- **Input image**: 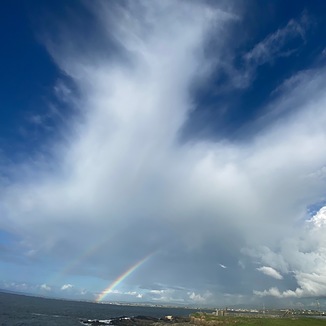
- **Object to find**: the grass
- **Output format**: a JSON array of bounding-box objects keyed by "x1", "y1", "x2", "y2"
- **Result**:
[
  {"x1": 190, "y1": 313, "x2": 326, "y2": 326},
  {"x1": 229, "y1": 317, "x2": 325, "y2": 325}
]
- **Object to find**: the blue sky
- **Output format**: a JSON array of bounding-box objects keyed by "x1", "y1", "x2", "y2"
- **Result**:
[{"x1": 1, "y1": 0, "x2": 326, "y2": 308}]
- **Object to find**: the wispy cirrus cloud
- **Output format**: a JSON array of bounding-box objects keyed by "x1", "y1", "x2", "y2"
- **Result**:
[{"x1": 244, "y1": 13, "x2": 309, "y2": 67}]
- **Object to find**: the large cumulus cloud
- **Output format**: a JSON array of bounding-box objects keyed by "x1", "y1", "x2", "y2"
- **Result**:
[{"x1": 1, "y1": 0, "x2": 326, "y2": 305}]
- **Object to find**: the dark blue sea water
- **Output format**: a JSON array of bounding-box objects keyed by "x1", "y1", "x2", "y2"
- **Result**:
[{"x1": 0, "y1": 292, "x2": 207, "y2": 326}]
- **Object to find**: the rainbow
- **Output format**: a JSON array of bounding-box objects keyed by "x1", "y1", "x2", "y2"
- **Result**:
[
  {"x1": 96, "y1": 253, "x2": 153, "y2": 302},
  {"x1": 62, "y1": 240, "x2": 107, "y2": 275},
  {"x1": 48, "y1": 238, "x2": 112, "y2": 286}
]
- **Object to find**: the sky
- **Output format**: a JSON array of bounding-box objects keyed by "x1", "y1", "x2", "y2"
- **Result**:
[{"x1": 1, "y1": 0, "x2": 326, "y2": 308}]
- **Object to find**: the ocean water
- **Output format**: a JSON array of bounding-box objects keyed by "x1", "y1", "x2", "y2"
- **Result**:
[{"x1": 0, "y1": 292, "x2": 205, "y2": 326}]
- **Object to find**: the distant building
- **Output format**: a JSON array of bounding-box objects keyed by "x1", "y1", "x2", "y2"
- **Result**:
[{"x1": 213, "y1": 309, "x2": 225, "y2": 316}]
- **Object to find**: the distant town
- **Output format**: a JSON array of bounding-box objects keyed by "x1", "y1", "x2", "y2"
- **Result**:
[{"x1": 211, "y1": 307, "x2": 325, "y2": 317}]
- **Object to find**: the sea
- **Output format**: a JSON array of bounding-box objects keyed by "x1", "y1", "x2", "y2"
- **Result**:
[{"x1": 0, "y1": 291, "x2": 208, "y2": 326}]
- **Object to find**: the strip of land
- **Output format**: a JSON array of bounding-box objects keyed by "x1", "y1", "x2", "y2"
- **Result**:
[{"x1": 80, "y1": 313, "x2": 326, "y2": 326}]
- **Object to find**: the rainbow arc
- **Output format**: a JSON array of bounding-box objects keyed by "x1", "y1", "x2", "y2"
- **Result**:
[{"x1": 96, "y1": 253, "x2": 153, "y2": 302}]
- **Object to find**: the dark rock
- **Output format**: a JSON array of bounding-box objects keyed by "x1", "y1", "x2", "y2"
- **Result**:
[{"x1": 80, "y1": 315, "x2": 190, "y2": 326}]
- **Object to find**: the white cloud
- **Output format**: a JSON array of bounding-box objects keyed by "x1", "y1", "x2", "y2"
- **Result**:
[
  {"x1": 257, "y1": 266, "x2": 283, "y2": 280},
  {"x1": 188, "y1": 291, "x2": 212, "y2": 303},
  {"x1": 126, "y1": 291, "x2": 143, "y2": 298},
  {"x1": 41, "y1": 283, "x2": 51, "y2": 291},
  {"x1": 254, "y1": 287, "x2": 305, "y2": 298},
  {"x1": 308, "y1": 206, "x2": 326, "y2": 228},
  {"x1": 252, "y1": 206, "x2": 326, "y2": 298},
  {"x1": 244, "y1": 14, "x2": 308, "y2": 67},
  {"x1": 61, "y1": 284, "x2": 73, "y2": 291},
  {"x1": 1, "y1": 1, "x2": 326, "y2": 304},
  {"x1": 11, "y1": 282, "x2": 29, "y2": 291},
  {"x1": 149, "y1": 289, "x2": 185, "y2": 303},
  {"x1": 224, "y1": 13, "x2": 311, "y2": 91}
]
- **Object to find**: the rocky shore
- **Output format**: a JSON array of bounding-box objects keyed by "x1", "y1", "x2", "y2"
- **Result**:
[{"x1": 80, "y1": 315, "x2": 191, "y2": 326}]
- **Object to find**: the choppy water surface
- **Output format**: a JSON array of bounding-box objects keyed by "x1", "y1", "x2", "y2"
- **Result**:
[{"x1": 0, "y1": 292, "x2": 204, "y2": 326}]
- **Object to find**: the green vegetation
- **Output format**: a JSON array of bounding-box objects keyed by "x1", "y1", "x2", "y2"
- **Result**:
[
  {"x1": 190, "y1": 313, "x2": 326, "y2": 326},
  {"x1": 220, "y1": 317, "x2": 324, "y2": 325}
]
